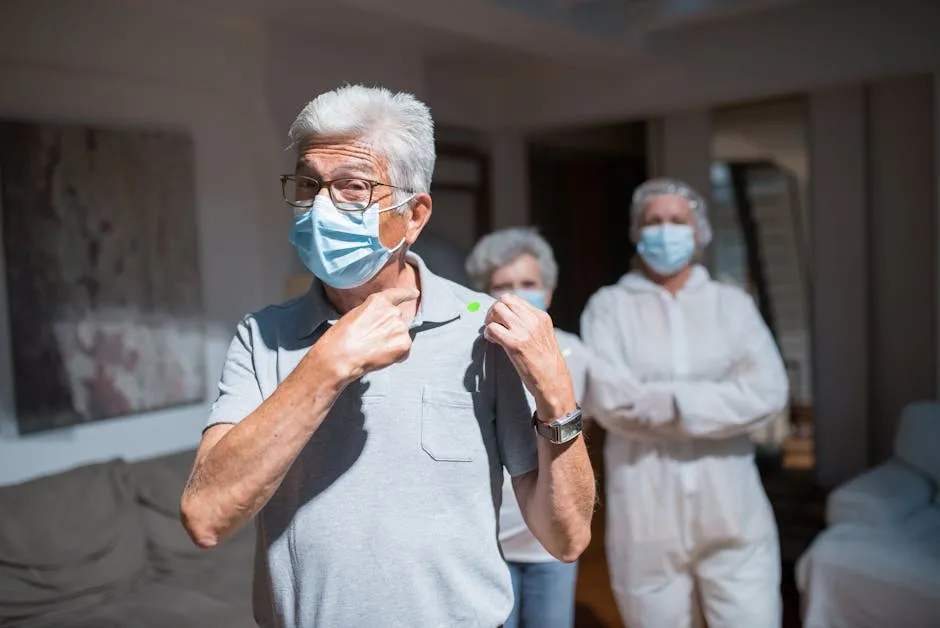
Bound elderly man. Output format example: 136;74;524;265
180;85;595;628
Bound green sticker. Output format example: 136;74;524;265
467;301;481;312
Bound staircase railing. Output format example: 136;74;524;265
728;162;777;338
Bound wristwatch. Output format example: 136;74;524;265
532;407;583;444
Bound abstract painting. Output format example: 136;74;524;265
0;120;205;433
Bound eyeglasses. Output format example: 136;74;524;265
280;174;412;212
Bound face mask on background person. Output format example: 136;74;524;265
289;194;412;289
636;223;695;276
512;289;547;311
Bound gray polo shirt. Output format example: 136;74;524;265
207;253;538;628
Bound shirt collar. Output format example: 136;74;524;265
408;252;463;327
294;251;461;339
618;264;711;295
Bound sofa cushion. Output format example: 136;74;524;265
899;505;940;559
826;460;933;526
18;582;256;628
129;448;255;577
797;523;940;628
894;401;940;488
0;459;147;625
176;534;255;616
129;448;201;572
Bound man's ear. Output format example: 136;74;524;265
544;288;555;310
404;193;432;245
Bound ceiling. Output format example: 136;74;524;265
140;0;940;129
156;0;817;66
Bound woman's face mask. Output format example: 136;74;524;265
637;223;695;276
510;289;547;311
289;194;412;289
635;193;699;277
489;253;550;310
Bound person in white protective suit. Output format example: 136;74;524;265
580;178;788;628
466;227;590;628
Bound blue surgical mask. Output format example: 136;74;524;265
289;194;411;289
512;289;547;311
637;223;695;276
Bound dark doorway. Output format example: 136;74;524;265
528;122;648;335
528;123;648;626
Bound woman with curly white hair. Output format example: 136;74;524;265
581;178;789;628
466;227;589;628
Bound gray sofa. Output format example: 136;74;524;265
796;401;940;628
0;449;256;627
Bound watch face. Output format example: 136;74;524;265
556;419;582;443
535;408;583;443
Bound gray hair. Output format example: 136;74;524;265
465;227;559;292
288;85;436;206
630;177;713;247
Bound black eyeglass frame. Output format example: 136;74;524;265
280;174;415;211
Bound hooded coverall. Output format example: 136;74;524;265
581;266;788;628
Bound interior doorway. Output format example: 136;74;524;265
527;122;648;335
711;99;815;472
527;121;648;628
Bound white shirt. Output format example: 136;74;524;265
498;328;590;563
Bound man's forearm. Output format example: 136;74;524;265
181;349;347;547
520;434;595;563
522;396;596;562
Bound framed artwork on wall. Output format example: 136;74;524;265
0;120;205;434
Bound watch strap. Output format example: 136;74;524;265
532;407;583;444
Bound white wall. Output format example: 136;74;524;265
867;75;937;464
712;100;813;404
712;100;809;218
0;0;447;485
652;80;937;487
808;77;937;484
0;0;283;485
493;0;940;129
659;111;713;200
936;72;940;400
488;130;530;228
808;87;871;488
653;110;714;267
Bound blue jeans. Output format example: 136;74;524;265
504;560;578;628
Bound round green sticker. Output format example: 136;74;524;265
467;301;481;313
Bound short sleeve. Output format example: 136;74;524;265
491;343;538;478
206;316;264;430
556;331;590;404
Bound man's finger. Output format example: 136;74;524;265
381;287;420;306
489;301;522;329
484;321;513;347
499;293;535;315
498;294;544;331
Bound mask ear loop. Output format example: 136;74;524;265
374;194;416;252
375;194;416;214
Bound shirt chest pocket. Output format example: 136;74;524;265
420;386;485;463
